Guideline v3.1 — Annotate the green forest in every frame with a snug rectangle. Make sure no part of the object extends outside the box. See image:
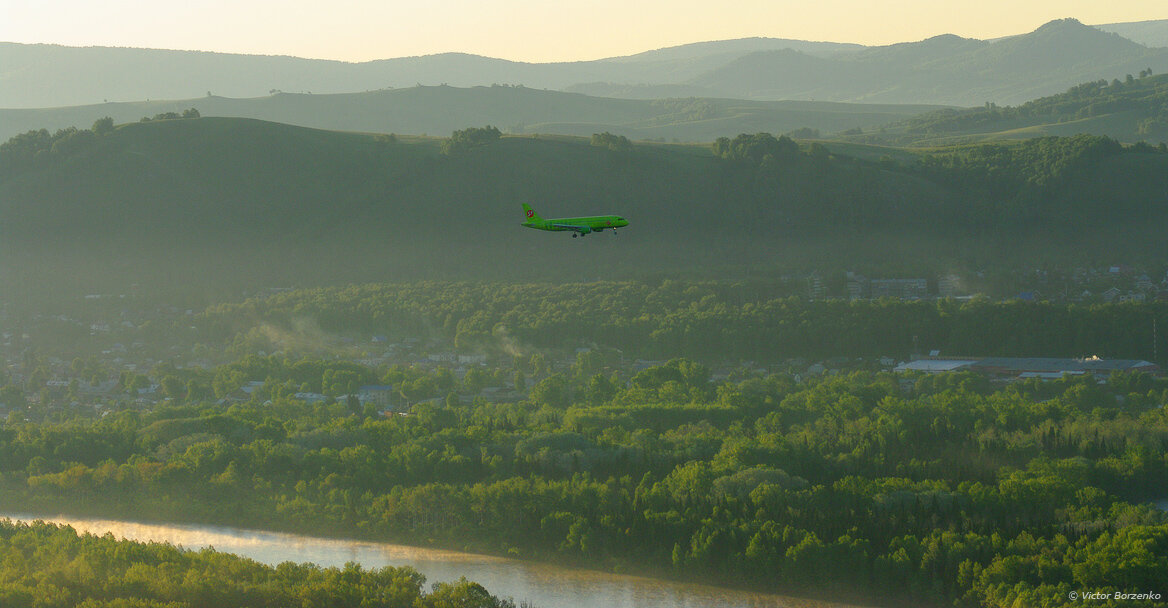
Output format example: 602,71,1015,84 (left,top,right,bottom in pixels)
0,519,519,607
190,282,1168,362
3,284,1168,607
1,362,1165,607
